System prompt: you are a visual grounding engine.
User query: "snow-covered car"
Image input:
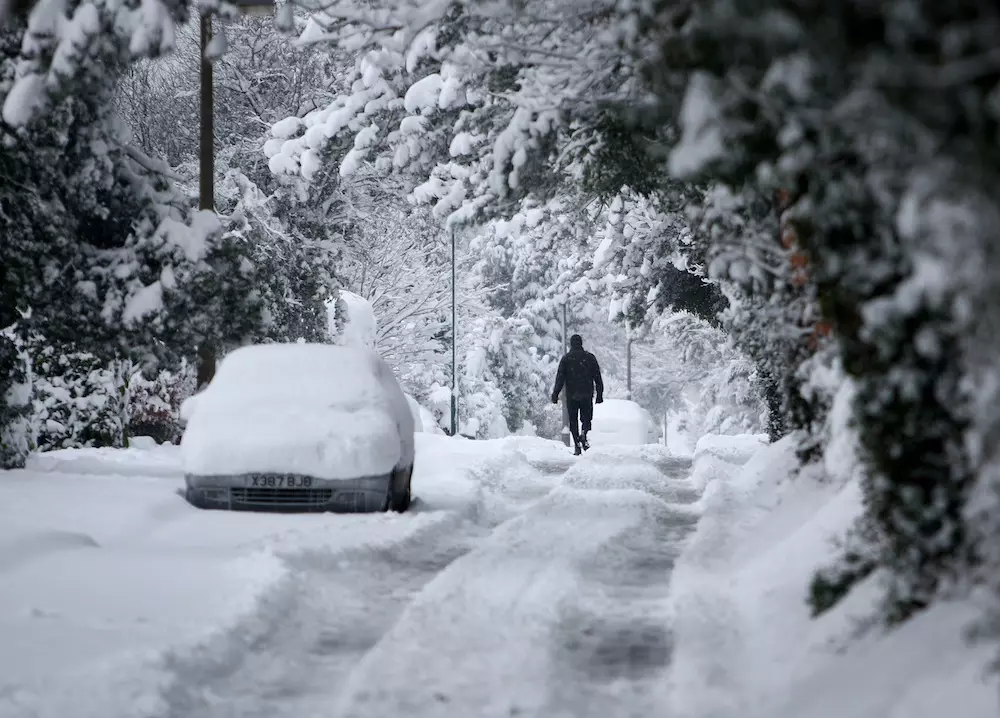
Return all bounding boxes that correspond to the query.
[588,398,659,446]
[181,343,415,513]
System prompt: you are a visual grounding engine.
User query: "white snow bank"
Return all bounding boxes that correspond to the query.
[181,344,414,480]
[666,433,998,718]
[589,398,658,445]
[693,431,768,464]
[413,434,568,524]
[25,443,182,477]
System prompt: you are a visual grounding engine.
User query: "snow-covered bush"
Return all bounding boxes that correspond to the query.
[0,328,33,468]
[127,361,197,445]
[29,340,132,452]
[0,10,305,450]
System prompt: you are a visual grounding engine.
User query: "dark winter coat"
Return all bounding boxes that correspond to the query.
[552,347,604,402]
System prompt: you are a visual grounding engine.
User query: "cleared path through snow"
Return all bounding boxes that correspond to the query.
[0,438,698,718]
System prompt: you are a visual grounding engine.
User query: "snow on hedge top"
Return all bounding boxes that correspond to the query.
[181,343,413,480]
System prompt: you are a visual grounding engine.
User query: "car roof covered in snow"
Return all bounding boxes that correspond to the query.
[205,343,386,406]
[181,343,414,480]
[593,398,651,422]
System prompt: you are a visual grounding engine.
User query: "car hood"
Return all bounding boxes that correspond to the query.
[181,401,405,481]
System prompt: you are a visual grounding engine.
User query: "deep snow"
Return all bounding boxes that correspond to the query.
[667,432,998,718]
[0,433,696,718]
[3,428,996,718]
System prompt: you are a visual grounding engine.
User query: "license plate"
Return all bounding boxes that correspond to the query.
[245,475,314,488]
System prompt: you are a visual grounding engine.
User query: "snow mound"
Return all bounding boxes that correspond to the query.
[665,433,998,718]
[686,432,769,494]
[405,393,444,434]
[413,434,568,524]
[181,344,413,480]
[589,399,658,445]
[693,432,768,464]
[25,443,182,478]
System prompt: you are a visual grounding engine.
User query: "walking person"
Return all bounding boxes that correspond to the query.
[551,334,604,455]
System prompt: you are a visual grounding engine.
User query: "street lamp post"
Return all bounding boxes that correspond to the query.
[450,225,458,437]
[195,0,275,388]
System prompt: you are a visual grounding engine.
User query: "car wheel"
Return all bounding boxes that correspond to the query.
[386,464,412,513]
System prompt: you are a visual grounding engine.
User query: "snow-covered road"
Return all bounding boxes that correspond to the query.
[0,435,698,718]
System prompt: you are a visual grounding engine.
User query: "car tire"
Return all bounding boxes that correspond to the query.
[185,487,207,510]
[386,464,413,513]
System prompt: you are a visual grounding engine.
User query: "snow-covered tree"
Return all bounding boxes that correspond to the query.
[0,9,287,464]
[127,359,196,444]
[336,184,450,368]
[644,0,1000,634]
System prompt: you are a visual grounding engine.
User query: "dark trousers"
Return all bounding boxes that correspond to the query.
[566,397,594,444]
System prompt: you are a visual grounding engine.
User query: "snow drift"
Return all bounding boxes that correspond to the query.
[589,398,658,446]
[666,432,998,718]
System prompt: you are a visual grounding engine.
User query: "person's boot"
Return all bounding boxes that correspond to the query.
[573,442,582,456]
[581,431,590,451]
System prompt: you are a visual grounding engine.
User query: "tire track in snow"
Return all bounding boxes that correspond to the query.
[147,511,482,718]
[42,444,698,718]
[326,487,668,718]
[121,442,565,718]
[534,450,699,718]
[323,451,699,718]
[547,491,698,717]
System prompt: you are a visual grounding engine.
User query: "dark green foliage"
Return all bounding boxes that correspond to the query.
[29,336,132,451]
[0,13,295,449]
[0,332,33,468]
[809,522,879,617]
[579,110,664,201]
[649,265,727,326]
[645,0,999,625]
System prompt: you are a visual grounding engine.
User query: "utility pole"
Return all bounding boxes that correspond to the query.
[450,225,458,437]
[560,303,570,446]
[194,0,273,390]
[195,10,217,389]
[199,13,214,213]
